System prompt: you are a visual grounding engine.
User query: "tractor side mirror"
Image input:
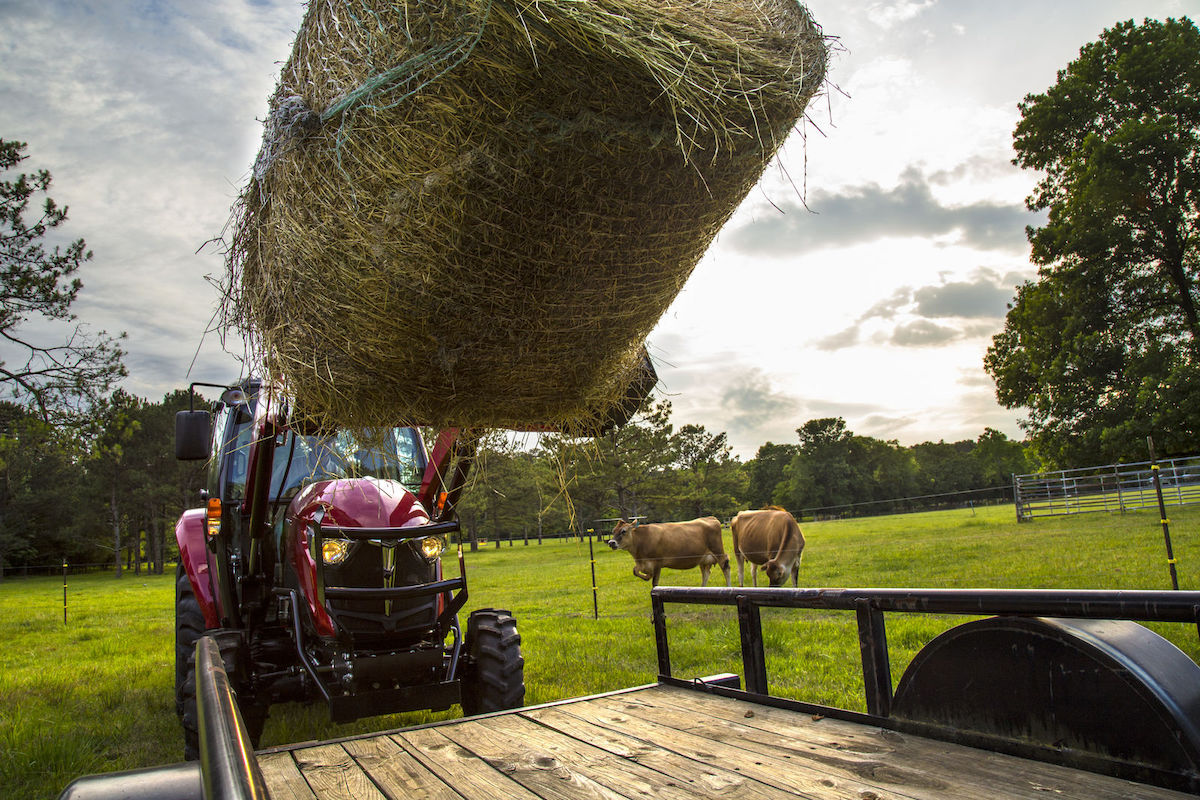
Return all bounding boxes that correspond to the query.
[175,410,214,461]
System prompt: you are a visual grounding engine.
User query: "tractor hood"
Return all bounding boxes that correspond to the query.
[287,477,430,532]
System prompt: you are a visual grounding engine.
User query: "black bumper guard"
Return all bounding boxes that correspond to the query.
[310,511,469,635]
[319,518,462,541]
[283,513,471,720]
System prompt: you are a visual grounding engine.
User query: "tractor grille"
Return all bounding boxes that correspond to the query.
[323,541,440,646]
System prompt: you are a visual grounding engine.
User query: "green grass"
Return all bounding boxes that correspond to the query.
[4,503,1199,800]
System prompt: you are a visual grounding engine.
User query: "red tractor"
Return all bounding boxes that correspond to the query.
[172,378,522,759]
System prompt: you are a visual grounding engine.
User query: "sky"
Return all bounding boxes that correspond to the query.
[1,0,1195,460]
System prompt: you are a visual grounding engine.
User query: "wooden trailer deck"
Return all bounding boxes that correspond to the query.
[256,682,1190,800]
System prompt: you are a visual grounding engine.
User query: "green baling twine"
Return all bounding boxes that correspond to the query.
[254,0,494,181]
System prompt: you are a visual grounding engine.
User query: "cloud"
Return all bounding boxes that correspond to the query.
[889,319,959,346]
[911,279,1013,319]
[859,413,919,439]
[814,324,861,351]
[812,267,1022,351]
[862,289,912,320]
[726,166,1035,256]
[718,368,801,435]
[866,0,937,29]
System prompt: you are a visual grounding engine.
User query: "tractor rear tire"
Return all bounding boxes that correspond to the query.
[461,608,524,716]
[175,564,204,761]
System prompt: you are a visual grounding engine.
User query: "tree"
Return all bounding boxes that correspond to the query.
[745,441,798,509]
[120,390,207,574]
[911,440,981,494]
[669,423,746,520]
[84,390,142,576]
[0,139,125,421]
[0,402,101,577]
[546,398,675,526]
[777,417,861,510]
[987,18,1200,466]
[454,433,567,545]
[972,428,1033,487]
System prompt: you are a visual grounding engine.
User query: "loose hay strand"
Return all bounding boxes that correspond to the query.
[224,0,829,433]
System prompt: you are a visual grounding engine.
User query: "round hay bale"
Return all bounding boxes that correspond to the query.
[226,0,828,432]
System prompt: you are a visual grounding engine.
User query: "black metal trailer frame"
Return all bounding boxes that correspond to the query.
[652,586,1200,793]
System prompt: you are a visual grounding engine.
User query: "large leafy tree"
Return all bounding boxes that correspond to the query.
[1,139,125,421]
[778,417,867,510]
[668,423,746,520]
[972,428,1035,485]
[744,441,798,509]
[986,18,1200,466]
[0,402,105,577]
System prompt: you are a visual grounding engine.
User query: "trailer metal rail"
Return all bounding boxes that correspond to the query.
[651,585,1200,793]
[59,636,267,800]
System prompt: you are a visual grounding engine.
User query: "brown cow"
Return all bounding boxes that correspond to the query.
[607,517,731,587]
[731,507,805,587]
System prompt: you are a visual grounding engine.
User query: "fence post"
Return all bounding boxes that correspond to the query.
[736,596,768,695]
[1012,473,1024,523]
[1148,437,1180,591]
[1115,465,1125,513]
[587,530,598,620]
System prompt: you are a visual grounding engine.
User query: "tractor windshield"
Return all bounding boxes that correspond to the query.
[268,428,426,502]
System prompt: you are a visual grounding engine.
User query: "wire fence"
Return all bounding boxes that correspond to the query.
[0,561,172,579]
[797,485,1014,523]
[1013,455,1200,522]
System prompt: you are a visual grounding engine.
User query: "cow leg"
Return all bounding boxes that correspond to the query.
[719,555,731,587]
[633,566,652,582]
[791,562,800,588]
[751,564,759,587]
[699,564,711,587]
[736,555,746,587]
[651,567,661,587]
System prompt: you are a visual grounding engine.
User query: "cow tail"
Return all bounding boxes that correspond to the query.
[767,516,795,567]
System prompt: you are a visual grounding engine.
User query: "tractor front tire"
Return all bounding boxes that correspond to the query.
[461,608,524,716]
[175,564,204,761]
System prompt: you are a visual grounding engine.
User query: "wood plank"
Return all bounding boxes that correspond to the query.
[342,735,463,800]
[436,717,643,800]
[389,725,544,800]
[444,711,798,800]
[292,743,388,800]
[257,751,317,800]
[525,702,916,800]
[618,686,1193,800]
[649,686,1197,799]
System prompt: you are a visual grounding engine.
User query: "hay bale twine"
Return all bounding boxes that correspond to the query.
[226,0,828,432]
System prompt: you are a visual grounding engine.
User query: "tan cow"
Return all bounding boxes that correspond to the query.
[607,517,731,587]
[731,507,805,587]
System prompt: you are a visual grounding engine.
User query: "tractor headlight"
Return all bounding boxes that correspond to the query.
[419,535,445,561]
[322,538,352,565]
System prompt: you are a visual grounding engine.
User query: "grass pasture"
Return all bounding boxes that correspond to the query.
[4,503,1200,800]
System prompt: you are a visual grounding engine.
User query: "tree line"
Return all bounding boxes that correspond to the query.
[0,391,203,577]
[0,391,1033,573]
[453,401,1032,543]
